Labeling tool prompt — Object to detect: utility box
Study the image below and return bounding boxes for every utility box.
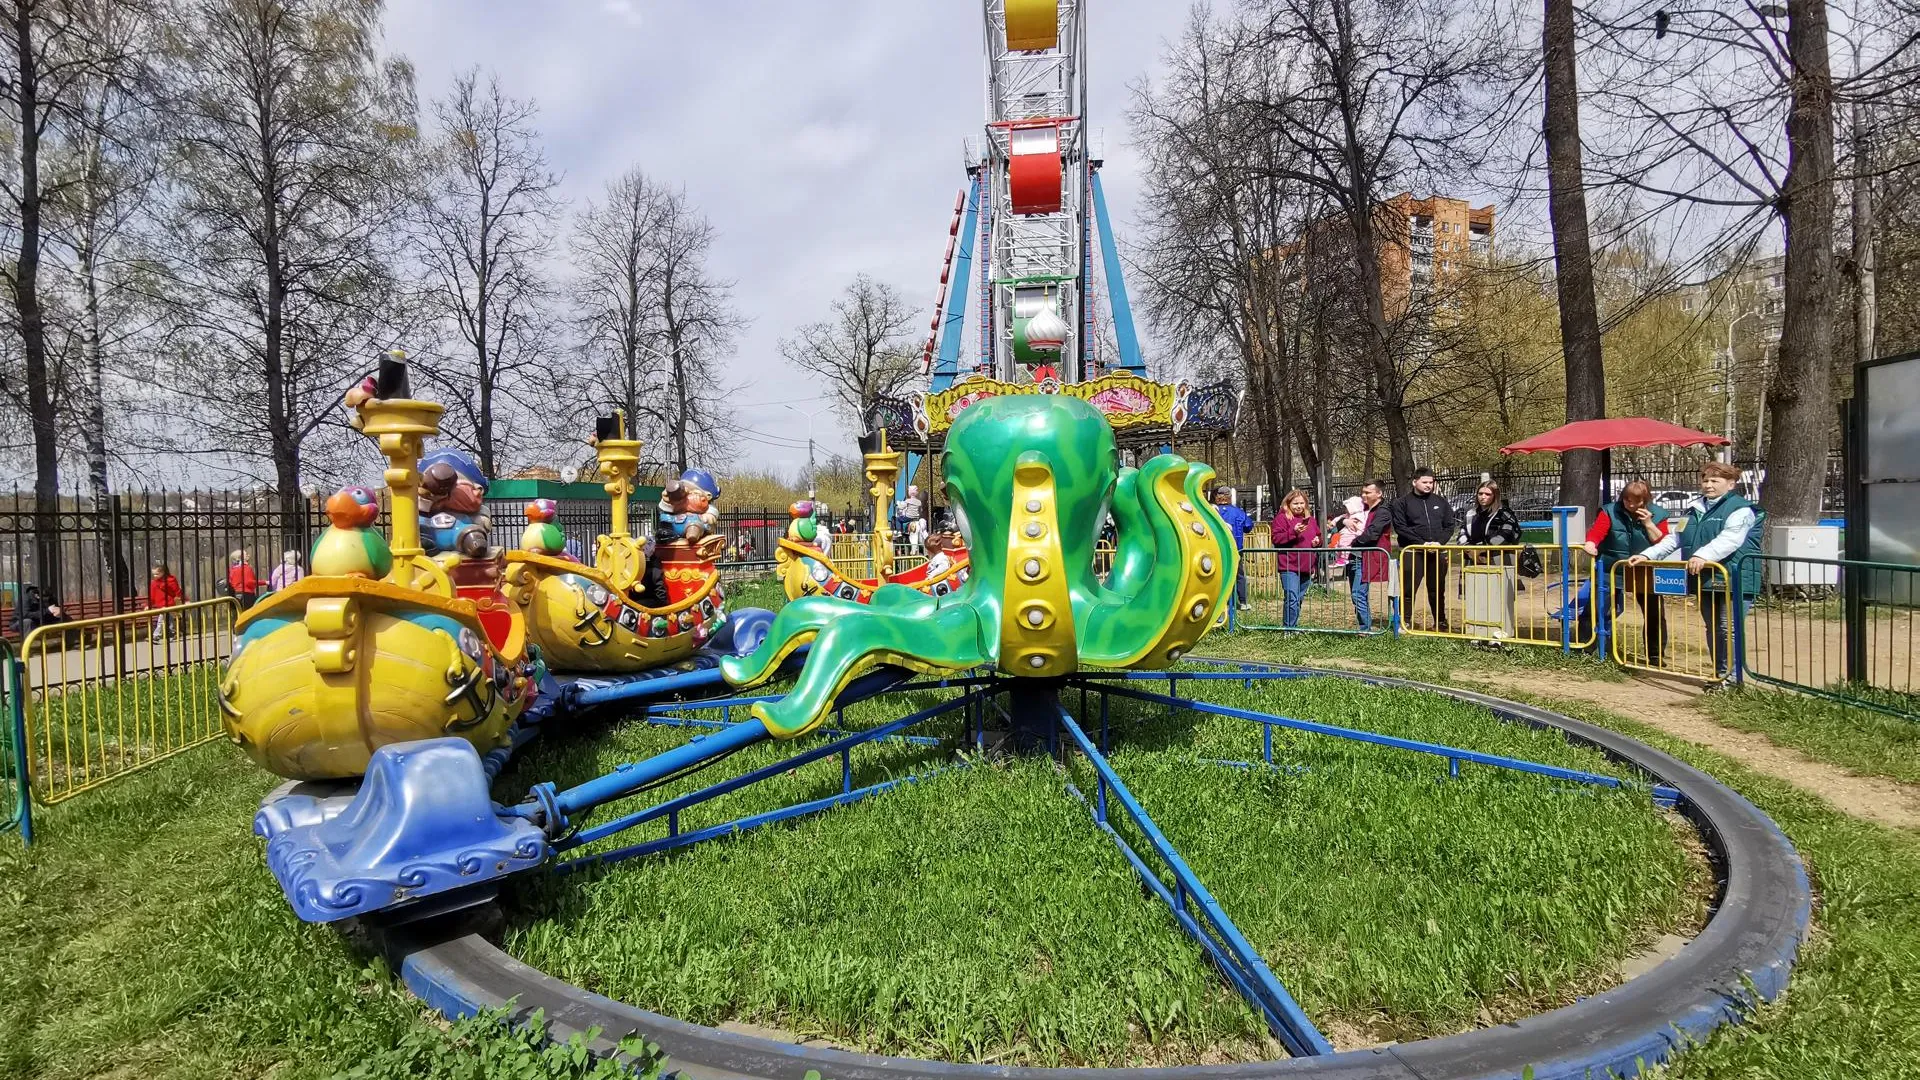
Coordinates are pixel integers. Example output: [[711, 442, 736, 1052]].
[[1462, 564, 1517, 640], [1551, 506, 1587, 549], [1765, 524, 1841, 585]]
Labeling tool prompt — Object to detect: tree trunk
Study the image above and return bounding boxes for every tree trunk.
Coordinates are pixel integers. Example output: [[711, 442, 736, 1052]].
[[1543, 0, 1606, 514], [475, 189, 495, 477], [261, 165, 300, 550], [1765, 0, 1837, 530], [81, 213, 109, 504], [1348, 203, 1415, 487], [80, 176, 131, 606], [11, 3, 61, 594], [670, 335, 689, 474], [1255, 352, 1286, 508]]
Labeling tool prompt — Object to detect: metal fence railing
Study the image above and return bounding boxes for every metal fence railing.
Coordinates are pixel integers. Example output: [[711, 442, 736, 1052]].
[[1, 638, 27, 842], [0, 486, 871, 642], [19, 597, 238, 804], [1607, 560, 1736, 682], [1396, 544, 1594, 648], [1237, 546, 1395, 634], [1736, 554, 1917, 717]]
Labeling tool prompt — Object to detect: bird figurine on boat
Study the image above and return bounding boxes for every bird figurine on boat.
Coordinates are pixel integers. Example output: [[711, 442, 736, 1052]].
[[521, 498, 567, 556], [311, 486, 392, 579]]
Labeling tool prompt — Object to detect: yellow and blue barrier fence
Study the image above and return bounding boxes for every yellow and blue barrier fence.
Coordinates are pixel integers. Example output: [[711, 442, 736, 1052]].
[[18, 597, 238, 805], [1606, 559, 1735, 682], [2, 638, 27, 842], [1396, 544, 1595, 649]]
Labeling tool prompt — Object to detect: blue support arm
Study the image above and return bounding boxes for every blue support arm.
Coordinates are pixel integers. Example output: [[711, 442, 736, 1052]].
[[1055, 704, 1333, 1056], [1090, 168, 1145, 376], [933, 173, 981, 392], [548, 715, 772, 819]]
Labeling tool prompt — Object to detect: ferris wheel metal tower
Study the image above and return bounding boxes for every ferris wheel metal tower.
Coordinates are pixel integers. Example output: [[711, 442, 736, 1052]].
[[883, 0, 1240, 484], [980, 0, 1086, 383], [922, 0, 1146, 392]]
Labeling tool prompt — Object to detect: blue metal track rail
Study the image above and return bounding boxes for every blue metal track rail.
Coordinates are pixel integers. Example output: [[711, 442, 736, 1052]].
[[1053, 703, 1333, 1057], [1081, 675, 1680, 807], [552, 687, 993, 870]]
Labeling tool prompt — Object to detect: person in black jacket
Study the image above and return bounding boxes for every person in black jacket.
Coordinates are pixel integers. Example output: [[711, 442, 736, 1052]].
[[1456, 480, 1522, 547], [9, 583, 66, 638], [1389, 467, 1457, 632], [1327, 481, 1393, 631]]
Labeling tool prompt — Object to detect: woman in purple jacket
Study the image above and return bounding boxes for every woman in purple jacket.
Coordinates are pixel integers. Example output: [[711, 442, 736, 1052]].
[[1272, 489, 1322, 628]]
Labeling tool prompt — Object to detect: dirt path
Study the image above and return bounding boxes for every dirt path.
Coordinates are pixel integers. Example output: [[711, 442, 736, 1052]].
[[1458, 669, 1920, 830], [1268, 654, 1920, 828]]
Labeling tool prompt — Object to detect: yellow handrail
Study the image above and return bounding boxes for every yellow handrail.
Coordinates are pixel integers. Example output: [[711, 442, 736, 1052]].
[[19, 597, 239, 804]]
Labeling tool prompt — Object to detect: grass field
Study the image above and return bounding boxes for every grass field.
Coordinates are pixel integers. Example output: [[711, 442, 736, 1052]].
[[501, 675, 1696, 1065], [1701, 687, 1920, 786], [2, 614, 1919, 1076]]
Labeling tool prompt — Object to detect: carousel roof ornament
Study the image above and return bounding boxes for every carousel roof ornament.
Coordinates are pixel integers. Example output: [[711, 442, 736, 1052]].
[[868, 370, 1242, 452]]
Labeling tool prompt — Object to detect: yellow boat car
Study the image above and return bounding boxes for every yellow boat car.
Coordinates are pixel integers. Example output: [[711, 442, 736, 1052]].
[[504, 545, 728, 673], [220, 363, 546, 781], [220, 574, 540, 781], [500, 411, 730, 672]]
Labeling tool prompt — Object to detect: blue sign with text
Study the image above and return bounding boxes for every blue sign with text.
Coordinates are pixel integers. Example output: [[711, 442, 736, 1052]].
[[1651, 566, 1690, 597]]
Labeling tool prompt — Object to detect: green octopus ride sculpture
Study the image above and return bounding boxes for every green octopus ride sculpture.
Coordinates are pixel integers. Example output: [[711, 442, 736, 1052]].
[[721, 394, 1238, 737]]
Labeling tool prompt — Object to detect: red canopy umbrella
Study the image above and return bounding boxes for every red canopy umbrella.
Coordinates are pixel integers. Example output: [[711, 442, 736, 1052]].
[[1500, 418, 1728, 455], [1502, 419, 1729, 505]]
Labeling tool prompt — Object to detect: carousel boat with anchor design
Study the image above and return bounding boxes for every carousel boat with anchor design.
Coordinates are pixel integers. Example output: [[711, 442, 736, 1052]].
[[775, 429, 971, 603], [220, 357, 546, 781], [502, 412, 731, 672], [220, 356, 749, 783]]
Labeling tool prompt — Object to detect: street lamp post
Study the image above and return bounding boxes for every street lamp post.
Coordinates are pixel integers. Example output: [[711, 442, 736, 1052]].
[[779, 403, 836, 496], [1724, 308, 1760, 463]]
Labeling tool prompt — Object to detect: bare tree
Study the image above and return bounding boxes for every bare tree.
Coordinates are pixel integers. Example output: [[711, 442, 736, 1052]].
[[566, 168, 670, 438], [1216, 0, 1520, 488], [158, 0, 415, 533], [1, 0, 142, 587], [564, 167, 739, 476], [410, 68, 559, 478], [41, 0, 160, 505], [1132, 9, 1318, 505], [1581, 0, 1920, 525], [778, 273, 921, 434]]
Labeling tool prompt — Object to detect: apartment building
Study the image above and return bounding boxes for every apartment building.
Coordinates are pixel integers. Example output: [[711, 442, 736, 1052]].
[[1379, 193, 1496, 313], [1275, 193, 1496, 318]]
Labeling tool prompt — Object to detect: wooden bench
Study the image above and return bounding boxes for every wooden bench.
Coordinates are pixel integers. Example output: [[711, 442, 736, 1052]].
[[2, 597, 152, 642]]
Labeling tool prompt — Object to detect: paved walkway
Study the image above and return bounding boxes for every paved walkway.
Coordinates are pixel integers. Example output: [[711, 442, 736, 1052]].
[[15, 630, 231, 690], [1460, 669, 1920, 830]]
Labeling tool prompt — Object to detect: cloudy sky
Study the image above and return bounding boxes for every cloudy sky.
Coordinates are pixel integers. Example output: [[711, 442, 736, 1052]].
[[384, 0, 1194, 477]]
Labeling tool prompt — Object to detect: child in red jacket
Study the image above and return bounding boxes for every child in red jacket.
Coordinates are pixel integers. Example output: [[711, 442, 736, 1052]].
[[149, 563, 184, 641]]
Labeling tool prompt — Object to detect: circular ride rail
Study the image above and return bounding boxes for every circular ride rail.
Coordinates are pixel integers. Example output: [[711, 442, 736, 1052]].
[[372, 664, 1809, 1080]]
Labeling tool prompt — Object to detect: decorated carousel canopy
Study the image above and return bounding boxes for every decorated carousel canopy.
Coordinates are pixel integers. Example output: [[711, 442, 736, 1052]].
[[868, 371, 1242, 452]]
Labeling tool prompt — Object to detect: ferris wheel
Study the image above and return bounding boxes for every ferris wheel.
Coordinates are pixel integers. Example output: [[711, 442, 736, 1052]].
[[922, 0, 1147, 391]]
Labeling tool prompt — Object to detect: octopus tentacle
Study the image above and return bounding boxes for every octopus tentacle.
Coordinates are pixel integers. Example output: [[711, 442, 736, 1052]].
[[1079, 455, 1232, 667], [729, 597, 988, 738]]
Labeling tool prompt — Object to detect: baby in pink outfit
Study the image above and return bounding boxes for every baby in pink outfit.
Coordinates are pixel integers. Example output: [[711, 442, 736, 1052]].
[[1330, 496, 1366, 568]]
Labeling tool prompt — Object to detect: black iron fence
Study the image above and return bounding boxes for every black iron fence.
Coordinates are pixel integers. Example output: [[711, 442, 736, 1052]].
[[1, 486, 850, 637], [1235, 459, 1844, 520], [1, 489, 318, 633]]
